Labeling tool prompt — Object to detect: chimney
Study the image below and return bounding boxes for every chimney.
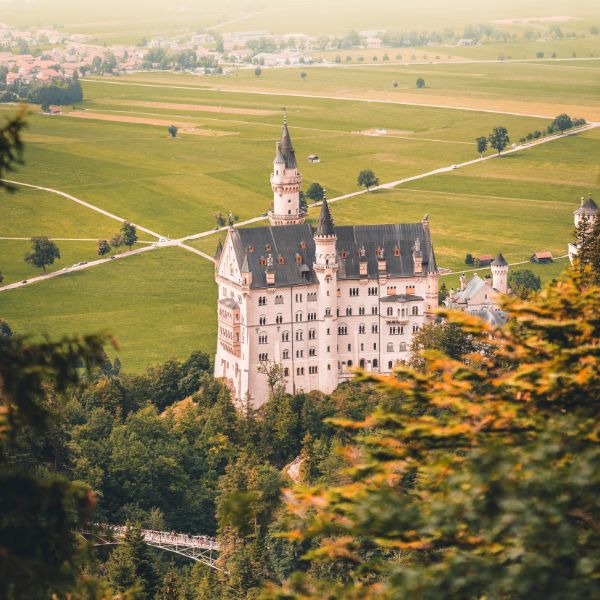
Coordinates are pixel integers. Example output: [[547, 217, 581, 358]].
[[359, 243, 368, 277], [459, 272, 466, 290], [265, 253, 275, 286], [413, 238, 423, 274]]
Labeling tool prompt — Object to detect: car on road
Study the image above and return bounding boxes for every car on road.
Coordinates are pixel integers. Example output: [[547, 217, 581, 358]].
[[110, 256, 116, 260], [452, 164, 459, 169], [21, 280, 28, 283]]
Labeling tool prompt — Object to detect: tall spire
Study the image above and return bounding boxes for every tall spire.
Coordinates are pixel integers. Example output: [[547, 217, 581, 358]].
[[491, 252, 508, 266], [278, 112, 297, 169], [316, 199, 335, 237]]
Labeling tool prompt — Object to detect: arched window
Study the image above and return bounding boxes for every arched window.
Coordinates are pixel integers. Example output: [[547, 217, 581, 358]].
[[276, 314, 283, 324], [347, 360, 353, 367], [296, 330, 303, 341], [387, 307, 393, 316], [258, 296, 267, 306], [295, 311, 303, 322], [259, 315, 266, 325], [373, 359, 378, 368], [282, 331, 289, 342], [412, 306, 419, 315], [359, 358, 365, 368], [308, 328, 316, 340], [387, 342, 394, 352], [359, 324, 366, 334], [388, 360, 393, 369], [258, 332, 268, 344], [283, 349, 289, 359], [346, 307, 352, 316], [399, 342, 407, 352]]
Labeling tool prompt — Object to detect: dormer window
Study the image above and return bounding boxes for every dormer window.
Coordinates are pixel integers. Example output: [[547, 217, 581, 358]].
[[341, 250, 347, 259], [278, 255, 285, 265], [295, 253, 302, 264], [299, 241, 307, 249], [376, 247, 383, 258], [265, 244, 272, 252], [247, 245, 255, 253], [260, 256, 267, 266], [394, 246, 400, 257]]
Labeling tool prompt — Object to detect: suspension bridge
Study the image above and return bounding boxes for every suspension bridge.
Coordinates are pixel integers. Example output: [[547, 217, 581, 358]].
[[77, 525, 221, 570]]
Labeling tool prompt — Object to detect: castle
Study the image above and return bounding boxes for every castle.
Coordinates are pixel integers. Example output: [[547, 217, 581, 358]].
[[214, 119, 439, 406], [568, 194, 598, 263]]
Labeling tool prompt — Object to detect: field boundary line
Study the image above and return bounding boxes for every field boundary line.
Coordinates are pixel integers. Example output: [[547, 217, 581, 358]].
[[439, 255, 569, 277], [0, 179, 164, 239], [84, 78, 570, 120]]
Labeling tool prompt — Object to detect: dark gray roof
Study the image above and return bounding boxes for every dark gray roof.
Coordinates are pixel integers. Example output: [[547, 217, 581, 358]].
[[219, 297, 239, 309], [315, 200, 335, 237], [277, 122, 297, 169], [576, 195, 598, 213], [214, 239, 223, 260], [491, 252, 508, 266], [229, 221, 437, 289], [380, 294, 424, 303]]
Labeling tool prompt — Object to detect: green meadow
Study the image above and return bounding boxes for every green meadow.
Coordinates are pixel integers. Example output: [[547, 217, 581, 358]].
[[0, 62, 597, 371], [0, 247, 217, 371]]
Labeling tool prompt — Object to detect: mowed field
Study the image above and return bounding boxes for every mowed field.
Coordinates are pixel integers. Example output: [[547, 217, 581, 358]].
[[0, 65, 598, 370]]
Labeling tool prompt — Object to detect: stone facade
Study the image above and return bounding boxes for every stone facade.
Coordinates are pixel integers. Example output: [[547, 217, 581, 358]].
[[214, 120, 439, 407]]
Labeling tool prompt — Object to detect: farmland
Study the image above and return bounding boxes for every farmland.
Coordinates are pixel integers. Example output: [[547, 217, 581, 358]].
[[0, 62, 598, 370]]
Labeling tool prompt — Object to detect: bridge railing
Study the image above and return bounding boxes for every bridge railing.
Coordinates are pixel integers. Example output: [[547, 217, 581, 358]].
[[90, 524, 219, 551]]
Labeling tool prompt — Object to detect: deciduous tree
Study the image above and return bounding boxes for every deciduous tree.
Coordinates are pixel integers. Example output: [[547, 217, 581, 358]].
[[357, 169, 379, 191], [306, 182, 325, 202], [120, 222, 137, 248], [476, 135, 487, 156], [97, 239, 110, 256], [488, 126, 510, 155], [24, 236, 60, 271]]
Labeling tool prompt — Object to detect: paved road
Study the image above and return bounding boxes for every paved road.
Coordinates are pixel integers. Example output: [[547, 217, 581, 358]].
[[1, 122, 595, 292], [439, 255, 569, 279]]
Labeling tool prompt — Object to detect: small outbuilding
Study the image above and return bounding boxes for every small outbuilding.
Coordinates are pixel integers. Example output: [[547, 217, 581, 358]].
[[530, 251, 554, 264], [307, 154, 320, 163], [475, 254, 493, 266]]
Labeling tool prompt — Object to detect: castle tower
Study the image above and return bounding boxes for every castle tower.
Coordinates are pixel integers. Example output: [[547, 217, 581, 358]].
[[574, 194, 598, 229], [491, 252, 508, 294], [313, 199, 338, 393], [268, 114, 305, 226]]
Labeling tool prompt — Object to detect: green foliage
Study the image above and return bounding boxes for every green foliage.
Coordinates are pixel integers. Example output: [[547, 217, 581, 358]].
[[487, 126, 510, 155], [416, 77, 425, 88], [476, 135, 487, 156], [97, 239, 111, 256], [264, 270, 600, 599], [0, 333, 108, 599], [357, 169, 379, 191], [508, 268, 542, 298], [254, 66, 262, 77], [306, 182, 325, 202], [0, 108, 26, 191], [107, 525, 159, 598], [24, 236, 60, 271], [551, 113, 573, 132], [168, 124, 178, 138], [26, 75, 83, 110], [120, 221, 138, 248], [464, 252, 474, 265]]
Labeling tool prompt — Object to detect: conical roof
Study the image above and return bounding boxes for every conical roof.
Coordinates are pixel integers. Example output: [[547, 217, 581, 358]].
[[274, 142, 285, 164], [315, 199, 335, 237], [491, 252, 508, 266], [277, 121, 297, 169], [241, 252, 250, 273]]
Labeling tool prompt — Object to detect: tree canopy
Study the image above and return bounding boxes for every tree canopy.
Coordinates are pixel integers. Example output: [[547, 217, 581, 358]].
[[488, 126, 510, 155], [357, 170, 379, 191], [24, 236, 60, 271]]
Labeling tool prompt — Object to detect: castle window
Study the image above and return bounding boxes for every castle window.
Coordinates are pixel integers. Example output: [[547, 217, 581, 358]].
[[309, 347, 317, 357], [359, 324, 366, 334], [406, 285, 415, 295], [400, 342, 407, 352], [359, 358, 365, 368], [387, 307, 393, 316], [278, 255, 285, 265], [387, 286, 396, 295], [394, 246, 400, 257], [259, 353, 268, 361], [338, 325, 348, 335], [265, 244, 272, 252], [296, 253, 302, 264], [295, 311, 303, 322], [295, 293, 303, 302], [307, 292, 317, 302], [282, 331, 289, 342], [412, 325, 419, 333], [247, 245, 255, 253], [346, 307, 352, 316], [372, 324, 378, 333], [260, 256, 267, 266], [276, 314, 283, 324], [309, 365, 318, 374], [308, 312, 317, 321], [275, 295, 284, 305], [284, 367, 289, 376], [259, 315, 266, 325], [308, 328, 316, 340], [299, 241, 307, 249], [376, 247, 383, 258], [387, 342, 394, 352], [296, 367, 304, 375], [258, 296, 267, 306], [296, 349, 304, 358], [368, 287, 378, 296], [347, 343, 352, 352], [373, 359, 378, 368], [412, 306, 419, 316], [296, 330, 303, 341], [325, 308, 331, 317], [388, 361, 393, 369], [341, 250, 347, 259], [371, 306, 378, 315], [359, 306, 365, 315], [347, 360, 353, 367], [349, 287, 359, 296], [258, 333, 268, 344], [283, 349, 289, 359]]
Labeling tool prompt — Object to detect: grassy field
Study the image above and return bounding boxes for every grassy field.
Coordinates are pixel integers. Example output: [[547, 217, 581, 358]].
[[0, 54, 597, 371], [0, 247, 217, 371]]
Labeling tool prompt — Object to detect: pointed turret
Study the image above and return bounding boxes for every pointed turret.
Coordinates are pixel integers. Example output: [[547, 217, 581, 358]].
[[491, 252, 508, 267], [315, 199, 335, 237], [268, 114, 304, 226]]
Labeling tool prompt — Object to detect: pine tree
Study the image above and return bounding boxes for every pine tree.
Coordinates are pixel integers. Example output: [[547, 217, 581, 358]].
[[159, 566, 182, 599], [574, 215, 594, 268], [589, 215, 600, 284]]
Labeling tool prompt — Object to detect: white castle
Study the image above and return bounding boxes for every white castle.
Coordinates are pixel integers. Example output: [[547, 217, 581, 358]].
[[214, 119, 439, 406]]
